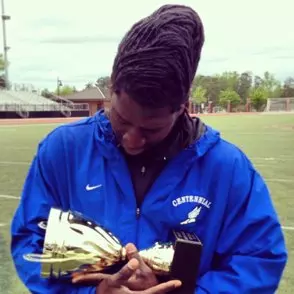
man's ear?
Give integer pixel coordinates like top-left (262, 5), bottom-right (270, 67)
top-left (176, 104), bottom-right (186, 117)
top-left (109, 88), bottom-right (116, 106)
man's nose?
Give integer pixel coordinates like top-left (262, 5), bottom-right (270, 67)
top-left (122, 128), bottom-right (146, 148)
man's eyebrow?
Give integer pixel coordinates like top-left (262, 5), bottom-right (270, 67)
top-left (114, 108), bottom-right (131, 123)
top-left (140, 124), bottom-right (165, 131)
top-left (115, 106), bottom-right (167, 130)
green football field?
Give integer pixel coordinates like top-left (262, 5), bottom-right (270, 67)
top-left (0, 113), bottom-right (293, 293)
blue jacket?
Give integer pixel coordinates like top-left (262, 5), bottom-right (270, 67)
top-left (11, 111), bottom-right (287, 293)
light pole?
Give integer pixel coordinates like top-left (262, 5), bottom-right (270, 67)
top-left (57, 77), bottom-right (62, 96)
top-left (1, 0), bottom-right (10, 89)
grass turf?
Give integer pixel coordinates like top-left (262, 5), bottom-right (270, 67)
top-left (0, 113), bottom-right (293, 293)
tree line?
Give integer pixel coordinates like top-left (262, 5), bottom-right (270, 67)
top-left (0, 51), bottom-right (292, 112)
top-left (83, 72), bottom-right (294, 111)
top-left (191, 71), bottom-right (294, 111)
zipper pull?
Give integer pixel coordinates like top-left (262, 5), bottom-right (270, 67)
top-left (136, 208), bottom-right (141, 218)
top-left (141, 166), bottom-right (146, 175)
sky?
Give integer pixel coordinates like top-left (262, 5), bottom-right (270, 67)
top-left (1, 0), bottom-right (294, 91)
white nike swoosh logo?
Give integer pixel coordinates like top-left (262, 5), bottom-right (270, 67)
top-left (86, 184), bottom-right (102, 191)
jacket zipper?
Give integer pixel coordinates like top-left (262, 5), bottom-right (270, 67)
top-left (136, 207), bottom-right (141, 219)
top-left (135, 207), bottom-right (141, 246)
top-left (137, 165), bottom-right (145, 220)
top-left (135, 165), bottom-right (145, 244)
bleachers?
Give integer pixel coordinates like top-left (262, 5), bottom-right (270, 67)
top-left (0, 90), bottom-right (25, 104)
top-left (6, 90), bottom-right (58, 105)
top-left (0, 90), bottom-right (68, 113)
top-left (0, 88), bottom-right (90, 118)
top-left (0, 90), bottom-right (59, 108)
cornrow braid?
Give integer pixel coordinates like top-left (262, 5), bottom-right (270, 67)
top-left (111, 4), bottom-right (205, 112)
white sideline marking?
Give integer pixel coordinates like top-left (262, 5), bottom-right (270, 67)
top-left (252, 157), bottom-right (294, 161)
top-left (0, 123), bottom-right (62, 128)
top-left (0, 223), bottom-right (7, 227)
top-left (235, 132), bottom-right (293, 135)
top-left (282, 226), bottom-right (294, 231)
top-left (0, 161), bottom-right (29, 165)
top-left (0, 194), bottom-right (20, 200)
top-left (2, 146), bottom-right (32, 150)
top-left (266, 179), bottom-right (293, 183)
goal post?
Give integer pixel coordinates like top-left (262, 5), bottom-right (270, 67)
top-left (265, 97), bottom-right (294, 112)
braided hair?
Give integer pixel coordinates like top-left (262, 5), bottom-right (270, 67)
top-left (111, 4), bottom-right (205, 112)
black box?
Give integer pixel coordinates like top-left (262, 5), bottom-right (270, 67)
top-left (169, 230), bottom-right (202, 294)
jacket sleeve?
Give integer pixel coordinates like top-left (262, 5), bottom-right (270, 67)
top-left (10, 135), bottom-right (96, 294)
top-left (196, 154), bottom-right (288, 294)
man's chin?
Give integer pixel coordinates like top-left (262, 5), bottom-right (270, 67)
top-left (123, 147), bottom-right (145, 156)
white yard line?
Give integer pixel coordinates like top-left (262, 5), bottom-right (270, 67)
top-left (0, 161), bottom-right (30, 165)
top-left (0, 194), bottom-right (20, 200)
top-left (1, 146), bottom-right (33, 150)
top-left (252, 157), bottom-right (294, 161)
top-left (0, 123), bottom-right (61, 128)
top-left (252, 157), bottom-right (276, 161)
top-left (282, 226), bottom-right (294, 231)
top-left (266, 179), bottom-right (293, 183)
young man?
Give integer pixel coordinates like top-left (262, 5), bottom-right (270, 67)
top-left (11, 4), bottom-right (287, 294)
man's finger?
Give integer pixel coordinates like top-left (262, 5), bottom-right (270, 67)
top-left (72, 272), bottom-right (110, 284)
top-left (143, 280), bottom-right (182, 294)
top-left (125, 243), bottom-right (145, 266)
top-left (109, 258), bottom-right (139, 286)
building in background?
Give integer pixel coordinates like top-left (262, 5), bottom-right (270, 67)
top-left (63, 87), bottom-right (110, 116)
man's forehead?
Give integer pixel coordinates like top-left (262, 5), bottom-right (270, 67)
top-left (112, 92), bottom-right (172, 121)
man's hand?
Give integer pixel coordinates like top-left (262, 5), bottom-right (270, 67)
top-left (72, 246), bottom-right (181, 294)
top-left (124, 243), bottom-right (159, 290)
top-left (72, 243), bottom-right (162, 291)
top-left (73, 259), bottom-right (181, 293)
